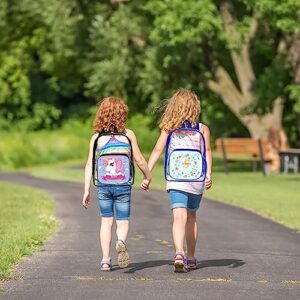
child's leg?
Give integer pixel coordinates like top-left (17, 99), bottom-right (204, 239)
top-left (186, 211), bottom-right (197, 258)
top-left (100, 217), bottom-right (114, 260)
top-left (169, 190), bottom-right (190, 272)
top-left (172, 207), bottom-right (187, 253)
top-left (169, 190), bottom-right (189, 253)
top-left (114, 185), bottom-right (131, 268)
top-left (114, 185), bottom-right (131, 242)
top-left (185, 193), bottom-right (202, 262)
top-left (98, 187), bottom-right (114, 264)
top-left (115, 221), bottom-right (130, 268)
top-left (116, 220), bottom-right (129, 242)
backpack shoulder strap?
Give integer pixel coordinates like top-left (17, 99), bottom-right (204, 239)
top-left (193, 122), bottom-right (202, 130)
top-left (92, 132), bottom-right (101, 185)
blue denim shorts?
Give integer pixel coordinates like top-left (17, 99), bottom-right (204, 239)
top-left (169, 189), bottom-right (203, 211)
top-left (97, 185), bottom-right (131, 220)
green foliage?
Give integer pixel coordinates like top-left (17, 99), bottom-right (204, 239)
top-left (0, 0), bottom-right (299, 143)
top-left (0, 0), bottom-right (86, 130)
top-left (249, 57), bottom-right (291, 114)
top-left (201, 95), bottom-right (249, 139)
top-left (127, 114), bottom-right (160, 152)
top-left (0, 182), bottom-right (57, 278)
top-left (0, 128), bottom-right (89, 170)
top-left (0, 43), bottom-right (31, 122)
top-left (0, 114), bottom-right (157, 170)
top-left (248, 0), bottom-right (300, 32)
top-left (141, 0), bottom-right (299, 142)
top-left (84, 5), bottom-right (139, 97)
top-left (146, 0), bottom-right (221, 45)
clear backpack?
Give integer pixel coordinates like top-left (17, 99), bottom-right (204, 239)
top-left (92, 131), bottom-right (134, 186)
top-left (164, 120), bottom-right (206, 182)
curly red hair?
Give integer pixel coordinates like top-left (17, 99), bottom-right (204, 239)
top-left (93, 97), bottom-right (128, 133)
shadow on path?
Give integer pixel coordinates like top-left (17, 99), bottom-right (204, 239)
top-left (122, 258), bottom-right (245, 273)
top-left (198, 259), bottom-right (245, 269)
top-left (123, 260), bottom-right (173, 273)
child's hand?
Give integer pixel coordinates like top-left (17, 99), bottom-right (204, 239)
top-left (82, 192), bottom-right (90, 209)
top-left (205, 175), bottom-right (212, 190)
top-left (141, 178), bottom-right (151, 191)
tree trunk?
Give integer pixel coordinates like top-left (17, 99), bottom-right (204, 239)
top-left (208, 68), bottom-right (284, 138)
top-left (289, 31), bottom-right (300, 146)
top-left (206, 2), bottom-right (285, 139)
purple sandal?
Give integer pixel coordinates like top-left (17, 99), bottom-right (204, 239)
top-left (174, 252), bottom-right (188, 273)
top-left (187, 258), bottom-right (198, 270)
top-left (100, 258), bottom-right (112, 271)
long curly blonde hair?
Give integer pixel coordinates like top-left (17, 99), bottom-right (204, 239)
top-left (93, 97), bottom-right (128, 133)
top-left (159, 89), bottom-right (201, 132)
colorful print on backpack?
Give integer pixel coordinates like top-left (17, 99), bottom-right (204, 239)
top-left (164, 120), bottom-right (206, 182)
top-left (92, 133), bottom-right (134, 186)
top-left (97, 155), bottom-right (131, 184)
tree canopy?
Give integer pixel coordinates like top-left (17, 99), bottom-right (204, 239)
top-left (0, 0), bottom-right (299, 144)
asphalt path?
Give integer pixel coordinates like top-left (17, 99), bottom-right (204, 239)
top-left (0, 173), bottom-right (299, 300)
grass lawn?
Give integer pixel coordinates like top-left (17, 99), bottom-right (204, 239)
top-left (135, 164), bottom-right (300, 232)
top-left (25, 160), bottom-right (84, 183)
top-left (206, 173), bottom-right (300, 231)
top-left (0, 183), bottom-right (57, 279)
top-left (26, 158), bottom-right (300, 231)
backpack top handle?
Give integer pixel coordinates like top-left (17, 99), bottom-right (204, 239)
top-left (180, 120), bottom-right (199, 130)
top-left (181, 120), bottom-right (192, 129)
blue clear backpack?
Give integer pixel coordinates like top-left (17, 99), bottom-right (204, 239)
top-left (92, 131), bottom-right (134, 186)
top-left (164, 120), bottom-right (207, 182)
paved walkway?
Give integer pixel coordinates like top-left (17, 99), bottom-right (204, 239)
top-left (0, 173), bottom-right (299, 300)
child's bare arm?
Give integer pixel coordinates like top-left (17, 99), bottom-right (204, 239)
top-left (148, 130), bottom-right (168, 171)
top-left (82, 133), bottom-right (98, 208)
top-left (126, 129), bottom-right (152, 186)
top-left (202, 125), bottom-right (212, 189)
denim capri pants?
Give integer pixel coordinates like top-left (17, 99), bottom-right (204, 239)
top-left (168, 189), bottom-right (203, 211)
top-left (97, 185), bottom-right (131, 220)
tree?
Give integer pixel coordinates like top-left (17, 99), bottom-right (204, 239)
top-left (1, 0), bottom-right (298, 143)
top-left (0, 0), bottom-right (83, 129)
top-left (82, 1), bottom-right (149, 113)
top-left (142, 0), bottom-right (300, 138)
top-left (0, 0), bottom-right (149, 129)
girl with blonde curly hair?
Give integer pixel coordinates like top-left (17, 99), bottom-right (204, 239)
top-left (83, 97), bottom-right (151, 271)
top-left (148, 89), bottom-right (212, 272)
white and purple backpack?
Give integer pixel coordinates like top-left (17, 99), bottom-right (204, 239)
top-left (92, 131), bottom-right (134, 186)
top-left (164, 120), bottom-right (207, 182)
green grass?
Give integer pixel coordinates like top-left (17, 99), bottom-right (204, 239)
top-left (0, 183), bottom-right (58, 279)
top-left (206, 173), bottom-right (300, 231)
top-left (23, 136), bottom-right (300, 232)
top-left (25, 160), bottom-right (84, 183)
top-left (0, 115), bottom-right (159, 171)
top-left (136, 161), bottom-right (300, 231)
top-left (0, 130), bottom-right (89, 171)
top-left (26, 158), bottom-right (300, 231)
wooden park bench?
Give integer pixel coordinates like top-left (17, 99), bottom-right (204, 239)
top-left (215, 138), bottom-right (272, 176)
